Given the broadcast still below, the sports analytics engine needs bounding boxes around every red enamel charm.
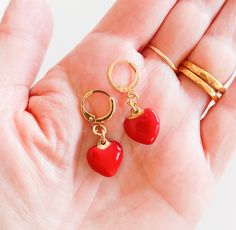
[124,108,160,145]
[87,141,123,177]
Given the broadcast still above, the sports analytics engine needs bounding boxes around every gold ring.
[178,60,226,101]
[178,66,219,101]
[181,60,226,94]
[148,45,178,72]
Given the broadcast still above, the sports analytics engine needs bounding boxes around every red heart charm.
[124,108,160,145]
[87,141,123,177]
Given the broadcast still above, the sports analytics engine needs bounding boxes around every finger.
[143,0,225,69]
[201,73,236,179]
[178,0,236,114]
[0,0,53,108]
[94,0,177,49]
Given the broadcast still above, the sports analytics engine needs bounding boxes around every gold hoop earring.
[108,60,160,145]
[81,89,123,177]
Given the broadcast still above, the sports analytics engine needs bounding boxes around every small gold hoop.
[92,124,108,144]
[181,60,226,94]
[126,91,140,112]
[127,90,140,101]
[81,90,115,123]
[92,124,107,137]
[107,60,139,93]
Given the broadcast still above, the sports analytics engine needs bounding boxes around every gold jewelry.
[108,60,142,116]
[147,45,178,72]
[179,60,226,101]
[107,60,160,145]
[181,60,226,94]
[80,89,123,177]
[178,66,219,101]
[81,89,115,123]
[108,60,139,94]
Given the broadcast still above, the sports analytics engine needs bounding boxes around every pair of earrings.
[81,60,160,177]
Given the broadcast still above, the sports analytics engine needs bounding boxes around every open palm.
[1,0,236,229]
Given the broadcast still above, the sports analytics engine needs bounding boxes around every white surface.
[1,1,236,229]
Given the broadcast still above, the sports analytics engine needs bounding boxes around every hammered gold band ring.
[179,60,226,101]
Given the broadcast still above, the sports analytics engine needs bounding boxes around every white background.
[0,0,236,229]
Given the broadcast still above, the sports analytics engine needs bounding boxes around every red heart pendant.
[87,141,123,177]
[124,108,160,145]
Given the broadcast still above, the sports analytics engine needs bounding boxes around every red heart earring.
[107,60,160,145]
[81,90,123,177]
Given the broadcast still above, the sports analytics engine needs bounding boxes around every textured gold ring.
[179,60,226,101]
[181,60,226,94]
[178,66,219,101]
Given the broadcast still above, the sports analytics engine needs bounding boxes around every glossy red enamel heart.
[87,141,123,177]
[124,108,160,145]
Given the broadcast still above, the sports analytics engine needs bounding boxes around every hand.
[0,0,235,229]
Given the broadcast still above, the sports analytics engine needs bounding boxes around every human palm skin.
[1,0,236,229]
